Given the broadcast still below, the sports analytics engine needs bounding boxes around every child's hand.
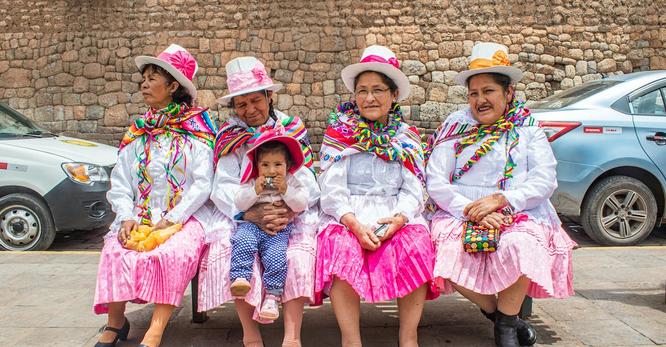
[255,176,265,195]
[273,175,287,194]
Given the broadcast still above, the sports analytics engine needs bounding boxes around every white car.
[0,103,118,250]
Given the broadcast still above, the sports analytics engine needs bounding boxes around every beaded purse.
[462,221,501,253]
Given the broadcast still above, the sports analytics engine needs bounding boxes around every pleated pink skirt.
[93,218,205,314]
[197,229,316,323]
[314,223,439,304]
[430,215,576,298]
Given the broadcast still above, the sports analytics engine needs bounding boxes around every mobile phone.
[374,224,389,237]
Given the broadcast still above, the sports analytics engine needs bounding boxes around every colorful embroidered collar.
[320,101,425,182]
[213,111,314,173]
[119,102,216,224]
[425,98,535,190]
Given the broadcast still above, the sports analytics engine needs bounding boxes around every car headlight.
[61,163,110,185]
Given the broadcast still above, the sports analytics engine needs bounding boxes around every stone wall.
[0,0,664,149]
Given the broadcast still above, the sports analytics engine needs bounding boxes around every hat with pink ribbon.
[219,57,282,106]
[135,44,199,100]
[341,45,410,101]
[240,125,305,184]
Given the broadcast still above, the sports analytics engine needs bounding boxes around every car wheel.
[0,193,56,251]
[581,176,658,246]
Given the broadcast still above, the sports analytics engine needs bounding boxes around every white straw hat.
[341,45,410,102]
[454,42,523,86]
[218,57,282,106]
[135,44,199,100]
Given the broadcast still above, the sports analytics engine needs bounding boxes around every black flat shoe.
[494,310,520,347]
[94,318,130,347]
[482,309,537,346]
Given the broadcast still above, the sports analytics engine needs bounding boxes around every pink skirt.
[314,223,439,304]
[93,218,205,314]
[431,215,576,298]
[197,229,316,323]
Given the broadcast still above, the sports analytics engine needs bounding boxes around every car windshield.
[0,105,52,138]
[528,80,621,110]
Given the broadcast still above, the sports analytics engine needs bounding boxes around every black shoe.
[494,310,520,347]
[482,309,537,346]
[94,318,130,347]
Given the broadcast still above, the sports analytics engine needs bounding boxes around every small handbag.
[462,221,501,253]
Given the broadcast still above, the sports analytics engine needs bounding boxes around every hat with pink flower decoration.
[135,43,199,100]
[219,56,282,106]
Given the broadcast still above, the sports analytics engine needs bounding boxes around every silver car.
[530,70,666,245]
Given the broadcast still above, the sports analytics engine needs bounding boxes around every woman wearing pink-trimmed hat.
[425,42,576,347]
[196,56,320,347]
[92,44,216,347]
[314,45,439,346]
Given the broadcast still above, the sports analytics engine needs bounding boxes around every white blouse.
[235,174,309,213]
[426,108,560,225]
[106,134,214,236]
[319,151,426,229]
[208,112,320,242]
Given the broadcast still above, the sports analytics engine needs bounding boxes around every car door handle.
[646,132,666,145]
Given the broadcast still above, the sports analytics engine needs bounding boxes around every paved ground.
[2,227,666,346]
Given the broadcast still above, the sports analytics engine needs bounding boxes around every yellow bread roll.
[124,223,183,252]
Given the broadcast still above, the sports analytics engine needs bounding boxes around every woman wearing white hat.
[425,42,576,347]
[314,45,438,346]
[93,44,217,347]
[196,56,320,347]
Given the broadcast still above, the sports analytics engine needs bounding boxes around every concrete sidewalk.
[1,247,665,346]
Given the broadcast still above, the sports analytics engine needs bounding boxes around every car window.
[528,80,621,110]
[629,88,666,116]
[0,105,44,138]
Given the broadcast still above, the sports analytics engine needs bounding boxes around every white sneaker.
[258,295,280,320]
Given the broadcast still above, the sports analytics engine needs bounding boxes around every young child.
[230,127,309,320]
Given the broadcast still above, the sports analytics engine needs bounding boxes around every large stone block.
[597,58,616,73]
[447,85,467,104]
[83,63,104,78]
[402,60,426,76]
[438,41,463,58]
[650,56,666,69]
[86,105,105,120]
[0,68,30,88]
[104,104,128,126]
[427,83,448,102]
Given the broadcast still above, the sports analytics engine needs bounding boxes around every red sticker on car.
[584,127,603,133]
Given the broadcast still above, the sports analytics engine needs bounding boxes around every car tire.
[0,193,56,251]
[581,175,658,246]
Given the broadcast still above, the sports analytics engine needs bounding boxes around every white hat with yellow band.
[454,42,523,86]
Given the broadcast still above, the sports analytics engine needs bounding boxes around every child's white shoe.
[259,295,280,320]
[230,278,251,298]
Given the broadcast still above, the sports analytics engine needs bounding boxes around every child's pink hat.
[240,125,305,184]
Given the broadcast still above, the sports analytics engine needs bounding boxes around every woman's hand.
[341,213,380,251]
[118,220,138,245]
[244,200,295,235]
[375,213,408,242]
[479,212,510,229]
[153,218,174,231]
[464,193,509,222]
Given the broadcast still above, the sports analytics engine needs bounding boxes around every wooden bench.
[189,271,533,323]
